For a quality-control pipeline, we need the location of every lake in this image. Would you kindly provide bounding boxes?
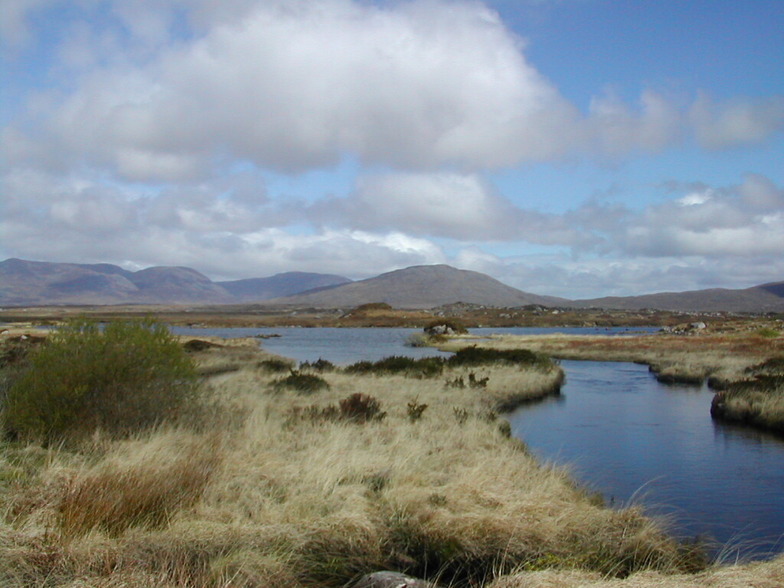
[172,325,783,560]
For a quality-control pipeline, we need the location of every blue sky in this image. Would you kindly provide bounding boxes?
[1,0,782,299]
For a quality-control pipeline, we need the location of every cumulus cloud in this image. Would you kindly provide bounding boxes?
[0,165,447,280]
[587,89,683,156]
[11,0,576,180]
[3,0,783,298]
[690,93,784,149]
[322,172,526,239]
[0,0,59,50]
[621,174,784,257]
[5,0,783,183]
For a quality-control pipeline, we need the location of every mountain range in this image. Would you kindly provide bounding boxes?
[1,258,782,313]
[0,258,348,307]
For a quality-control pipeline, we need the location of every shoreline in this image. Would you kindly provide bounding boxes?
[436,331,784,437]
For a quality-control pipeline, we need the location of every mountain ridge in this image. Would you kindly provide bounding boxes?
[267,264,568,309]
[1,258,782,312]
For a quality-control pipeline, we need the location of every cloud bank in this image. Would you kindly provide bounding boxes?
[2,0,783,298]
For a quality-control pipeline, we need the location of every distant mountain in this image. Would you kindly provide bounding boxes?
[219,272,351,302]
[0,259,349,306]
[2,258,781,312]
[0,259,233,305]
[266,264,568,309]
[573,281,784,313]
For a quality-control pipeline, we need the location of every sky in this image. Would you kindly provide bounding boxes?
[1,0,783,299]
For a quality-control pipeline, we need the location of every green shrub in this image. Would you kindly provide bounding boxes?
[447,346,553,370]
[258,358,294,373]
[404,332,430,348]
[272,372,330,394]
[344,355,444,378]
[2,318,199,444]
[755,328,780,339]
[406,398,428,422]
[285,393,386,425]
[299,358,336,372]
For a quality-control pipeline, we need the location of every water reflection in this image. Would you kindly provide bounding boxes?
[508,360,784,561]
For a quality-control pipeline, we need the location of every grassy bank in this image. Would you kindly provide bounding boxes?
[437,330,784,436]
[1,334,720,587]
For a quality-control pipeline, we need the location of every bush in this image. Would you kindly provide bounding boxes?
[2,318,199,444]
[406,398,428,422]
[344,355,444,378]
[299,358,336,372]
[285,393,386,425]
[447,346,553,370]
[338,393,386,423]
[272,372,330,394]
[257,358,294,373]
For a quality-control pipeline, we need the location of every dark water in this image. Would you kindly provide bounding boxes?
[507,360,784,560]
[171,326,783,560]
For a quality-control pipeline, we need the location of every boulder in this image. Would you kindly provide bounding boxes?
[351,571,436,588]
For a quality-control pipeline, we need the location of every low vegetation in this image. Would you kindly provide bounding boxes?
[710,357,784,434]
[2,318,200,445]
[1,322,783,586]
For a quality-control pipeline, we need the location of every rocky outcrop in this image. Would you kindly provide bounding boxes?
[351,571,436,588]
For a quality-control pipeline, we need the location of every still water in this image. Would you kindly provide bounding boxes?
[507,360,784,560]
[172,326,783,559]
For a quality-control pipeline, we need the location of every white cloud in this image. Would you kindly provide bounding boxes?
[340,172,524,239]
[0,0,60,50]
[11,0,576,180]
[619,175,784,258]
[690,93,784,149]
[587,89,682,156]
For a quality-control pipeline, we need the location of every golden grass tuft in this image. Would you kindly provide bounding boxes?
[49,431,224,538]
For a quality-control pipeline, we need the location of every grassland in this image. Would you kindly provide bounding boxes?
[1,316,784,586]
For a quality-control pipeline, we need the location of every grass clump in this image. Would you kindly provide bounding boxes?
[447,346,553,370]
[711,357,784,433]
[257,358,294,373]
[57,433,221,537]
[344,355,445,378]
[2,318,199,444]
[272,371,330,394]
[287,392,387,424]
[299,358,336,372]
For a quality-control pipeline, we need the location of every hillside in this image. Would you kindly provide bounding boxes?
[218,272,351,301]
[266,264,568,309]
[0,259,349,306]
[0,259,234,305]
[574,281,784,313]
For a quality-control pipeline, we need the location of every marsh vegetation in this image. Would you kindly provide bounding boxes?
[439,330,784,435]
[1,320,783,586]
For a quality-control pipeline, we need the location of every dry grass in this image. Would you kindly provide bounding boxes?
[1,339,782,587]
